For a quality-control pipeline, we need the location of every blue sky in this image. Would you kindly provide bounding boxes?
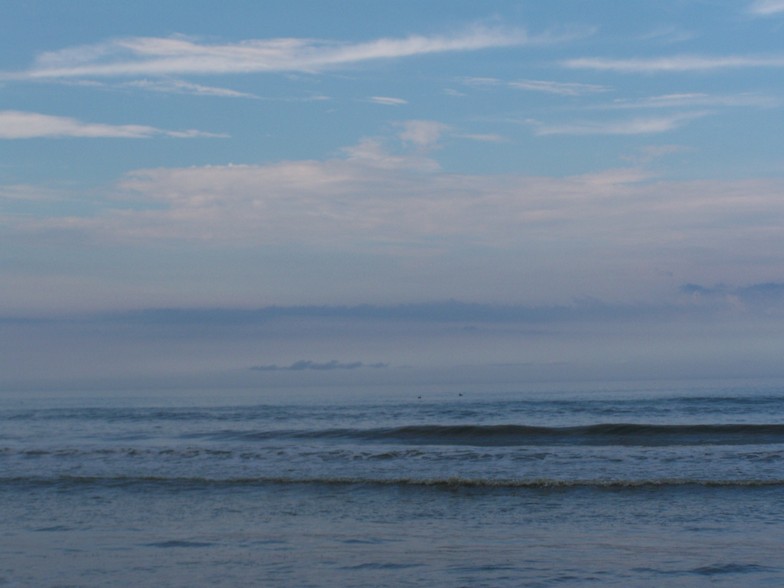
[3,1,784,386]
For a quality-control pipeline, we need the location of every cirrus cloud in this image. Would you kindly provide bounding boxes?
[563,54,784,73]
[603,92,778,110]
[16,131,784,259]
[509,79,609,96]
[5,26,553,80]
[749,0,784,15]
[369,96,409,106]
[8,129,784,310]
[122,78,259,98]
[0,110,226,139]
[528,112,708,136]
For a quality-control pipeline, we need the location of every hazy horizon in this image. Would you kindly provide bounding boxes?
[3,1,784,389]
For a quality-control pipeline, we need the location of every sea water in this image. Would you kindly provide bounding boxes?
[2,380,784,586]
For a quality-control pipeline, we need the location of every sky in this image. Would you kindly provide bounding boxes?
[3,1,784,389]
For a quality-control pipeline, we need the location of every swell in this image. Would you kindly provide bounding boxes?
[3,474,784,491]
[5,394,782,419]
[196,423,784,446]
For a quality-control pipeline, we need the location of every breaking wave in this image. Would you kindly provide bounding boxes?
[3,474,784,491]
[192,423,784,447]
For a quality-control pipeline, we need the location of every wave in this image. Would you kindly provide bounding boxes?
[195,423,784,447]
[7,394,782,423]
[3,474,784,491]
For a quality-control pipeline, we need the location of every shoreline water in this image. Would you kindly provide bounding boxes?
[3,379,784,586]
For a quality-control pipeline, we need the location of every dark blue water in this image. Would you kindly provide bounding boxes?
[2,380,784,586]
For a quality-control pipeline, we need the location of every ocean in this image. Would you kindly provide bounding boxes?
[2,379,784,586]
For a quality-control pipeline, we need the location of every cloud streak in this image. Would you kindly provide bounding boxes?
[122,79,259,98]
[564,54,784,73]
[459,76,609,96]
[530,112,707,136]
[7,120,784,313]
[13,132,784,279]
[7,26,544,80]
[603,92,777,110]
[0,110,226,139]
[749,0,784,15]
[369,96,408,106]
[509,79,609,96]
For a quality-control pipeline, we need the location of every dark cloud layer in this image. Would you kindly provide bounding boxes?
[108,299,671,326]
[681,282,784,310]
[105,284,784,327]
[6,283,784,328]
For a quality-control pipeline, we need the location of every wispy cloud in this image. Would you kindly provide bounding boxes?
[20,138,778,252]
[369,96,408,106]
[5,26,547,80]
[530,112,707,136]
[604,92,778,109]
[69,77,328,101]
[10,134,784,313]
[460,76,502,87]
[0,110,227,139]
[0,183,59,202]
[563,54,784,73]
[123,79,259,98]
[460,75,609,97]
[509,79,609,96]
[637,26,696,45]
[442,88,466,97]
[621,145,687,165]
[397,120,450,149]
[455,133,506,143]
[14,138,657,247]
[749,0,784,15]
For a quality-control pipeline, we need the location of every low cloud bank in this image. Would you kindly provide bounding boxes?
[110,284,784,327]
[250,360,388,371]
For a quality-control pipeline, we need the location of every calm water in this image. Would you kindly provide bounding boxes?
[2,380,784,586]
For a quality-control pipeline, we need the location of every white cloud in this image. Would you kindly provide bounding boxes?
[342,138,440,171]
[749,0,784,15]
[7,26,545,80]
[123,79,259,98]
[166,129,229,139]
[621,145,687,165]
[443,88,466,97]
[369,96,408,106]
[0,183,60,202]
[460,76,502,87]
[605,92,778,109]
[530,112,707,136]
[637,26,696,45]
[0,110,227,139]
[17,140,652,247]
[509,79,609,96]
[15,143,782,288]
[397,120,449,149]
[563,54,784,73]
[11,137,784,309]
[455,133,506,143]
